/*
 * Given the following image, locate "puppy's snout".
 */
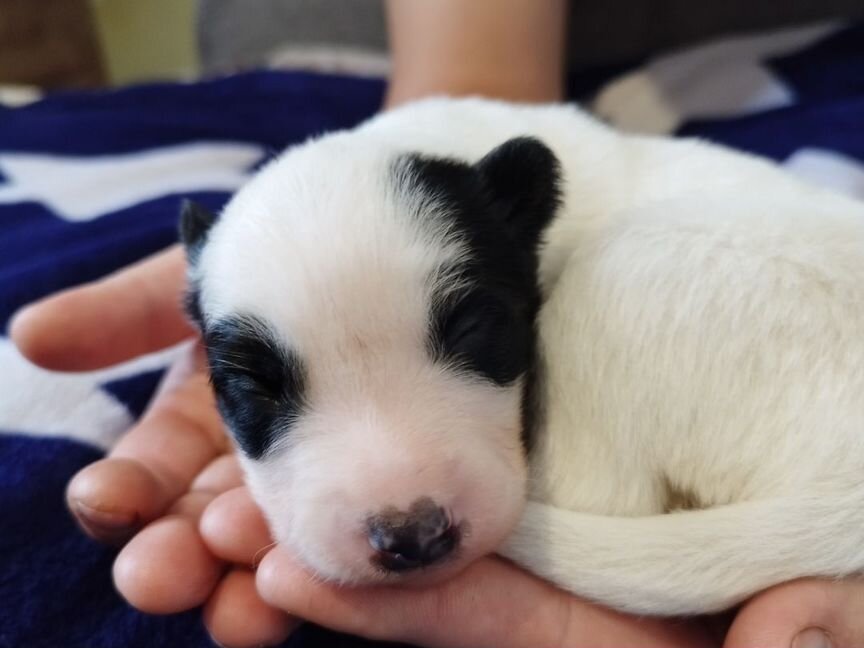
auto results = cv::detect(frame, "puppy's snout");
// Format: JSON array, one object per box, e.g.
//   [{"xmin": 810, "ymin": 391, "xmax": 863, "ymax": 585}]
[{"xmin": 367, "ymin": 497, "xmax": 460, "ymax": 571}]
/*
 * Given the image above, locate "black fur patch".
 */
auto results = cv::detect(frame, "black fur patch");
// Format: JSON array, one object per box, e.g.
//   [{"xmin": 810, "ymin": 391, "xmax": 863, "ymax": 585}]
[
  {"xmin": 183, "ymin": 284, "xmax": 204, "ymax": 328},
  {"xmin": 433, "ymin": 289, "xmax": 533, "ymax": 385},
  {"xmin": 400, "ymin": 137, "xmax": 561, "ymax": 448},
  {"xmin": 179, "ymin": 200, "xmax": 213, "ymax": 329},
  {"xmin": 179, "ymin": 200, "xmax": 218, "ymax": 265},
  {"xmin": 204, "ymin": 315, "xmax": 307, "ymax": 459}
]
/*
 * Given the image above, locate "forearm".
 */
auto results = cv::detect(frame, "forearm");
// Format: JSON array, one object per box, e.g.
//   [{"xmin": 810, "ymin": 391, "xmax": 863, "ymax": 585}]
[{"xmin": 384, "ymin": 0, "xmax": 567, "ymax": 108}]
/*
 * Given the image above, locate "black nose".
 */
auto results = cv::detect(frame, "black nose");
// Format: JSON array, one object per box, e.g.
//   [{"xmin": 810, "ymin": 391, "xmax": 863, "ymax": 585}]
[{"xmin": 367, "ymin": 498, "xmax": 460, "ymax": 572}]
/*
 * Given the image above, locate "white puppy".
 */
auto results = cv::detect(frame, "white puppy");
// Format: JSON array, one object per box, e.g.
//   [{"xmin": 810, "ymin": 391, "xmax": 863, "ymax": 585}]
[{"xmin": 180, "ymin": 98, "xmax": 864, "ymax": 616}]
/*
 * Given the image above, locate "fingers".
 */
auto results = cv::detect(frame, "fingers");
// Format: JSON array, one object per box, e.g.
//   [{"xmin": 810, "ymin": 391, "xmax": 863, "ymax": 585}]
[
  {"xmin": 112, "ymin": 344, "xmax": 228, "ymax": 481},
  {"xmin": 200, "ymin": 487, "xmax": 273, "ymax": 566},
  {"xmin": 96, "ymin": 364, "xmax": 244, "ymax": 618},
  {"xmin": 203, "ymin": 569, "xmax": 299, "ymax": 648},
  {"xmin": 202, "ymin": 488, "xmax": 386, "ymax": 640},
  {"xmin": 199, "ymin": 486, "xmax": 296, "ymax": 647},
  {"xmin": 67, "ymin": 347, "xmax": 229, "ymax": 543},
  {"xmin": 67, "ymin": 458, "xmax": 169, "ymax": 545},
  {"xmin": 10, "ymin": 246, "xmax": 192, "ymax": 371},
  {"xmin": 256, "ymin": 547, "xmax": 425, "ymax": 643},
  {"xmin": 726, "ymin": 579, "xmax": 864, "ymax": 648},
  {"xmin": 113, "ymin": 491, "xmax": 224, "ymax": 614},
  {"xmin": 256, "ymin": 549, "xmax": 714, "ymax": 648},
  {"xmin": 191, "ymin": 453, "xmax": 244, "ymax": 494}
]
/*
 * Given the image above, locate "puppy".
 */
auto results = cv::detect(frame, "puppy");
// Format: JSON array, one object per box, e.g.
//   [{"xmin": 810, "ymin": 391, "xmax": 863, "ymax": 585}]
[{"xmin": 180, "ymin": 98, "xmax": 864, "ymax": 616}]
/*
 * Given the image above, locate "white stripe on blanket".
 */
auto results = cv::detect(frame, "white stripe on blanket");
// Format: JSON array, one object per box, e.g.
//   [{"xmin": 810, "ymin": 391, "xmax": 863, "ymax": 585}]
[
  {"xmin": 0, "ymin": 142, "xmax": 263, "ymax": 221},
  {"xmin": 784, "ymin": 149, "xmax": 864, "ymax": 201},
  {"xmin": 0, "ymin": 338, "xmax": 189, "ymax": 450},
  {"xmin": 592, "ymin": 22, "xmax": 840, "ymax": 135}
]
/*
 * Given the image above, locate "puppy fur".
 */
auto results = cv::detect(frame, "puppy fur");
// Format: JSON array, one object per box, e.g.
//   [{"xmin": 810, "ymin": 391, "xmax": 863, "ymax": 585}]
[{"xmin": 182, "ymin": 98, "xmax": 864, "ymax": 615}]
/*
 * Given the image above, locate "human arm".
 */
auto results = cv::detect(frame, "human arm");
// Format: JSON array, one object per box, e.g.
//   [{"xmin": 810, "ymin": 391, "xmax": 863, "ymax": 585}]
[{"xmin": 384, "ymin": 0, "xmax": 566, "ymax": 108}]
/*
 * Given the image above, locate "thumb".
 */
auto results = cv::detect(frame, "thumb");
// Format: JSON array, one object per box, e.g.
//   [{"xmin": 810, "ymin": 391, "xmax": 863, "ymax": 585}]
[{"xmin": 725, "ymin": 579, "xmax": 864, "ymax": 648}]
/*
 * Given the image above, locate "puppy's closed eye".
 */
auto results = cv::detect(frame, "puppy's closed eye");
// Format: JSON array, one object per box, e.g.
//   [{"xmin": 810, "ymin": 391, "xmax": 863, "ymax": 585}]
[
  {"xmin": 204, "ymin": 315, "xmax": 307, "ymax": 458},
  {"xmin": 221, "ymin": 365, "xmax": 285, "ymax": 403},
  {"xmin": 434, "ymin": 293, "xmax": 530, "ymax": 386},
  {"xmin": 208, "ymin": 326, "xmax": 285, "ymax": 393}
]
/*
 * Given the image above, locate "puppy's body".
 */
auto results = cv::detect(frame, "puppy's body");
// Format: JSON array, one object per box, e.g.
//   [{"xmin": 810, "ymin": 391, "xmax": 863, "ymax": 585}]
[{"xmin": 184, "ymin": 98, "xmax": 864, "ymax": 615}]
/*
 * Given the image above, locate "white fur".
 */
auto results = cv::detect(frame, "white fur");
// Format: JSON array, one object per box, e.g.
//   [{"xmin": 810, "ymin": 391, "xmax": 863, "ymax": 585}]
[
  {"xmin": 506, "ymin": 191, "xmax": 864, "ymax": 614},
  {"xmin": 200, "ymin": 97, "xmax": 864, "ymax": 613}
]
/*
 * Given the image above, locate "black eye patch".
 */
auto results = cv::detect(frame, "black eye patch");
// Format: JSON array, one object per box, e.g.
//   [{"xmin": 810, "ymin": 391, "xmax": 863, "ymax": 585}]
[
  {"xmin": 431, "ymin": 291, "xmax": 531, "ymax": 386},
  {"xmin": 204, "ymin": 315, "xmax": 306, "ymax": 460}
]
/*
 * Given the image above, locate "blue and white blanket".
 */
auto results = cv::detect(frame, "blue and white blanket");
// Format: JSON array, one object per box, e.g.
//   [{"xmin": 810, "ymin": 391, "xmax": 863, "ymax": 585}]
[{"xmin": 1, "ymin": 22, "xmax": 862, "ymax": 648}]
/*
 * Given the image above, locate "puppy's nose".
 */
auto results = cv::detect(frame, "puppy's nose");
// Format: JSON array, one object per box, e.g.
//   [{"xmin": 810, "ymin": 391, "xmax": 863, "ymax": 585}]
[{"xmin": 367, "ymin": 497, "xmax": 460, "ymax": 571}]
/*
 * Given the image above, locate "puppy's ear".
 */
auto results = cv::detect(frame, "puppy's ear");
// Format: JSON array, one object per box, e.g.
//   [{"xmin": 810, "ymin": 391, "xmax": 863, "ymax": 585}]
[
  {"xmin": 475, "ymin": 137, "xmax": 561, "ymax": 245},
  {"xmin": 179, "ymin": 200, "xmax": 217, "ymax": 330},
  {"xmin": 183, "ymin": 284, "xmax": 205, "ymax": 330},
  {"xmin": 179, "ymin": 199, "xmax": 218, "ymax": 264}
]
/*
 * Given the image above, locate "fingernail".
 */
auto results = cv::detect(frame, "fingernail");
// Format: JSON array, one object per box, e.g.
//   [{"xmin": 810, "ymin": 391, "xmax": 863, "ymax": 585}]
[
  {"xmin": 792, "ymin": 628, "xmax": 833, "ymax": 648},
  {"xmin": 74, "ymin": 500, "xmax": 138, "ymax": 541},
  {"xmin": 75, "ymin": 500, "xmax": 136, "ymax": 528}
]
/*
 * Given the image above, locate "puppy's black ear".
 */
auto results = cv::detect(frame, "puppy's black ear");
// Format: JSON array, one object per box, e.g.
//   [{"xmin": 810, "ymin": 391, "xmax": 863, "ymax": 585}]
[
  {"xmin": 475, "ymin": 137, "xmax": 561, "ymax": 244},
  {"xmin": 179, "ymin": 200, "xmax": 218, "ymax": 264},
  {"xmin": 179, "ymin": 200, "xmax": 217, "ymax": 330}
]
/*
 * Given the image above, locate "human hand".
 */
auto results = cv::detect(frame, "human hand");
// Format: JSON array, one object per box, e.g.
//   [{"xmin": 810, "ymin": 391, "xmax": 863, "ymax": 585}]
[
  {"xmin": 725, "ymin": 579, "xmax": 864, "ymax": 648},
  {"xmin": 10, "ymin": 246, "xmax": 296, "ymax": 646}
]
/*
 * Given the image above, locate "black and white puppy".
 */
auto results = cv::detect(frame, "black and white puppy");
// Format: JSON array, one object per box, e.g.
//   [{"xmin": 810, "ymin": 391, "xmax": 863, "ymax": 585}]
[{"xmin": 181, "ymin": 98, "xmax": 864, "ymax": 616}]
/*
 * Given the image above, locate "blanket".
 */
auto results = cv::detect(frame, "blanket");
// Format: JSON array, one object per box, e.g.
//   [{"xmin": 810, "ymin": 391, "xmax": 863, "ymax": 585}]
[{"xmin": 1, "ymin": 22, "xmax": 862, "ymax": 648}]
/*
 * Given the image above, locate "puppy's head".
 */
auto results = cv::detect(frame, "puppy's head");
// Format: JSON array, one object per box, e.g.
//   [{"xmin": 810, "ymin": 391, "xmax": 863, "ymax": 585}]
[{"xmin": 181, "ymin": 133, "xmax": 560, "ymax": 584}]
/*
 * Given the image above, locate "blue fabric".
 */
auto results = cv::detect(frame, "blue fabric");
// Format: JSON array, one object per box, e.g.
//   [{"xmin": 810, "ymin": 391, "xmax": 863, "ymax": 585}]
[
  {"xmin": 102, "ymin": 370, "xmax": 167, "ymax": 420},
  {"xmin": 1, "ymin": 23, "xmax": 863, "ymax": 648},
  {"xmin": 0, "ymin": 435, "xmax": 209, "ymax": 648},
  {"xmin": 0, "ymin": 70, "xmax": 385, "ymax": 155}
]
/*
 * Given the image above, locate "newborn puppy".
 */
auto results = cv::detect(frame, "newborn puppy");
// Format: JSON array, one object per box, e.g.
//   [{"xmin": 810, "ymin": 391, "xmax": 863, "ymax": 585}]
[{"xmin": 181, "ymin": 98, "xmax": 864, "ymax": 615}]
